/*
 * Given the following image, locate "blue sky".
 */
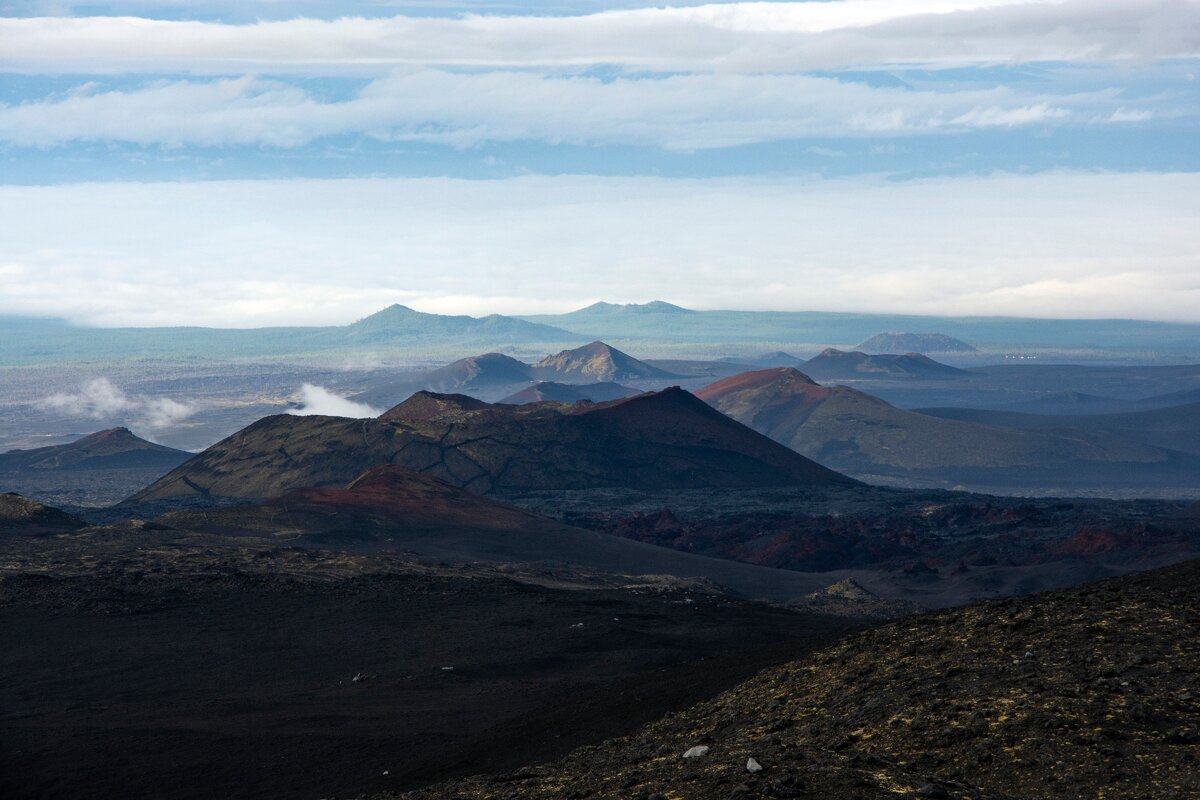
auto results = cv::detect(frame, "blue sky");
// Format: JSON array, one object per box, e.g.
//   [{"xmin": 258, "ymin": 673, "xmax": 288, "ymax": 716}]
[{"xmin": 1, "ymin": 0, "xmax": 1198, "ymax": 325}]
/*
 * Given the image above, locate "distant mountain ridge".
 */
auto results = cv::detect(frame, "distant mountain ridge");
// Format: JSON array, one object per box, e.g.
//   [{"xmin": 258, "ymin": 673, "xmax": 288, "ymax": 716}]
[
  {"xmin": 521, "ymin": 302, "xmax": 1200, "ymax": 356},
  {"xmin": 697, "ymin": 367, "xmax": 1199, "ymax": 491},
  {"xmin": 917, "ymin": 401, "xmax": 1200, "ymax": 457},
  {"xmin": 0, "ymin": 305, "xmax": 582, "ymax": 365},
  {"xmin": 360, "ymin": 342, "xmax": 676, "ymax": 405},
  {"xmin": 556, "ymin": 300, "xmax": 693, "ymax": 317},
  {"xmin": 802, "ymin": 348, "xmax": 966, "ymax": 379},
  {"xmin": 344, "ymin": 304, "xmax": 574, "ymax": 343},
  {"xmin": 7, "ymin": 303, "xmax": 1200, "ymax": 366},
  {"xmin": 417, "ymin": 341, "xmax": 675, "ymax": 390}
]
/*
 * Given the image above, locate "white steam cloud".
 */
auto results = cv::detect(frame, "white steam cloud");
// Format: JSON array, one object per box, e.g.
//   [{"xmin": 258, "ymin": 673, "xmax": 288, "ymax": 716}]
[
  {"xmin": 287, "ymin": 383, "xmax": 381, "ymax": 418},
  {"xmin": 40, "ymin": 377, "xmax": 197, "ymax": 429}
]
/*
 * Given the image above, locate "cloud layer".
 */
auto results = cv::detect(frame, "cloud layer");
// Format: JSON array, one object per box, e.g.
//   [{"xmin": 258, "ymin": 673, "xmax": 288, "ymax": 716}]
[
  {"xmin": 2, "ymin": 172, "xmax": 1197, "ymax": 325},
  {"xmin": 3, "ymin": 1, "xmax": 1197, "ymax": 74},
  {"xmin": 1, "ymin": 70, "xmax": 1150, "ymax": 150}
]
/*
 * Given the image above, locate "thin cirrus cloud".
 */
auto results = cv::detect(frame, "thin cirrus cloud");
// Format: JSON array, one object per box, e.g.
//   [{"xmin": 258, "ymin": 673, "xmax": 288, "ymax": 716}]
[
  {"xmin": 1, "ymin": 1, "xmax": 1197, "ymax": 74},
  {"xmin": 0, "ymin": 71, "xmax": 1149, "ymax": 150}
]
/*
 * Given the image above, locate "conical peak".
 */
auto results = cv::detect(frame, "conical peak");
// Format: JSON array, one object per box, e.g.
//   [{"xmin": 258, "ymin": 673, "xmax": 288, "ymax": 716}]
[
  {"xmin": 380, "ymin": 391, "xmax": 492, "ymax": 423},
  {"xmin": 695, "ymin": 368, "xmax": 821, "ymax": 401}
]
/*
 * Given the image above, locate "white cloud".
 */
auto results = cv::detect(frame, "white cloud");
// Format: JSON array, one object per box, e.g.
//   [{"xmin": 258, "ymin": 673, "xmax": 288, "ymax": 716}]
[
  {"xmin": 0, "ymin": 0, "xmax": 1045, "ymax": 28},
  {"xmin": 807, "ymin": 146, "xmax": 848, "ymax": 157},
  {"xmin": 1, "ymin": 171, "xmax": 1198, "ymax": 324},
  {"xmin": 287, "ymin": 384, "xmax": 382, "ymax": 417},
  {"xmin": 42, "ymin": 377, "xmax": 135, "ymax": 417},
  {"xmin": 0, "ymin": 70, "xmax": 1149, "ymax": 149},
  {"xmin": 666, "ymin": 0, "xmax": 1043, "ymax": 33},
  {"xmin": 141, "ymin": 396, "xmax": 196, "ymax": 428},
  {"xmin": 947, "ymin": 103, "xmax": 1070, "ymax": 128},
  {"xmin": 40, "ymin": 377, "xmax": 197, "ymax": 428},
  {"xmin": 1108, "ymin": 108, "xmax": 1153, "ymax": 122},
  {"xmin": 1, "ymin": 0, "xmax": 1196, "ymax": 75}
]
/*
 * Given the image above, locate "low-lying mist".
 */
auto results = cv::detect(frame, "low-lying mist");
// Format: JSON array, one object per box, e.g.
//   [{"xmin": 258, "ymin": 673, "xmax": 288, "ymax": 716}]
[{"xmin": 287, "ymin": 384, "xmax": 381, "ymax": 418}]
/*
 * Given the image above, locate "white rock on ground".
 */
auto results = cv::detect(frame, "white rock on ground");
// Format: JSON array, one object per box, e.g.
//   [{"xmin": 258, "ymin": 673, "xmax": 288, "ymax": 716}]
[{"xmin": 682, "ymin": 746, "xmax": 710, "ymax": 759}]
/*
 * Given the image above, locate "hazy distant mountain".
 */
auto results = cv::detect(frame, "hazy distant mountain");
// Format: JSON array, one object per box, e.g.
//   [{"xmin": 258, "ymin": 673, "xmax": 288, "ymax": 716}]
[
  {"xmin": 757, "ymin": 351, "xmax": 807, "ymax": 366},
  {"xmin": 548, "ymin": 300, "xmax": 694, "ymax": 319},
  {"xmin": 533, "ymin": 341, "xmax": 678, "ymax": 382},
  {"xmin": 0, "ymin": 428, "xmax": 189, "ymax": 472},
  {"xmin": 916, "ymin": 401, "xmax": 1200, "ymax": 457},
  {"xmin": 7, "ymin": 304, "xmax": 1200, "ymax": 367},
  {"xmin": 128, "ymin": 387, "xmax": 853, "ymax": 503},
  {"xmin": 521, "ymin": 303, "xmax": 1200, "ymax": 357},
  {"xmin": 857, "ymin": 332, "xmax": 976, "ymax": 354},
  {"xmin": 1139, "ymin": 387, "xmax": 1200, "ymax": 408},
  {"xmin": 696, "ymin": 368, "xmax": 1196, "ymax": 490},
  {"xmin": 802, "ymin": 348, "xmax": 966, "ymax": 380},
  {"xmin": 499, "ymin": 382, "xmax": 640, "ymax": 404},
  {"xmin": 0, "ymin": 306, "xmax": 581, "ymax": 365},
  {"xmin": 719, "ymin": 351, "xmax": 807, "ymax": 367},
  {"xmin": 1012, "ymin": 390, "xmax": 1122, "ymax": 409},
  {"xmin": 945, "ymin": 364, "xmax": 1200, "ymax": 415},
  {"xmin": 421, "ymin": 352, "xmax": 534, "ymax": 393},
  {"xmin": 340, "ymin": 304, "xmax": 576, "ymax": 344}
]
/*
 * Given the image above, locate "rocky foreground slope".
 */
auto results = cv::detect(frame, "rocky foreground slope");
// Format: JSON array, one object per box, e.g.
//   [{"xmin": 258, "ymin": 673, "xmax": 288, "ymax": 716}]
[{"xmin": 387, "ymin": 559, "xmax": 1200, "ymax": 800}]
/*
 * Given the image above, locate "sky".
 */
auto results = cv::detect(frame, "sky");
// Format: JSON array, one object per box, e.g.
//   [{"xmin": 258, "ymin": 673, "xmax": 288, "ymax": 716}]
[{"xmin": 1, "ymin": 0, "xmax": 1198, "ymax": 326}]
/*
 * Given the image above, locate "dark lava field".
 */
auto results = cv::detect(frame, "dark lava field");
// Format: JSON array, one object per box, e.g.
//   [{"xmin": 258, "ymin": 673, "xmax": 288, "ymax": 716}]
[
  {"xmin": 3, "ymin": 348, "xmax": 1200, "ymax": 800},
  {"xmin": 0, "ymin": 550, "xmax": 852, "ymax": 800}
]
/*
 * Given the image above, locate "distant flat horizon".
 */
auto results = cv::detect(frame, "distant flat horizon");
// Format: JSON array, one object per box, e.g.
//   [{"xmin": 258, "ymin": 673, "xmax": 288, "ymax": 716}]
[{"xmin": 6, "ymin": 300, "xmax": 1200, "ymax": 330}]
